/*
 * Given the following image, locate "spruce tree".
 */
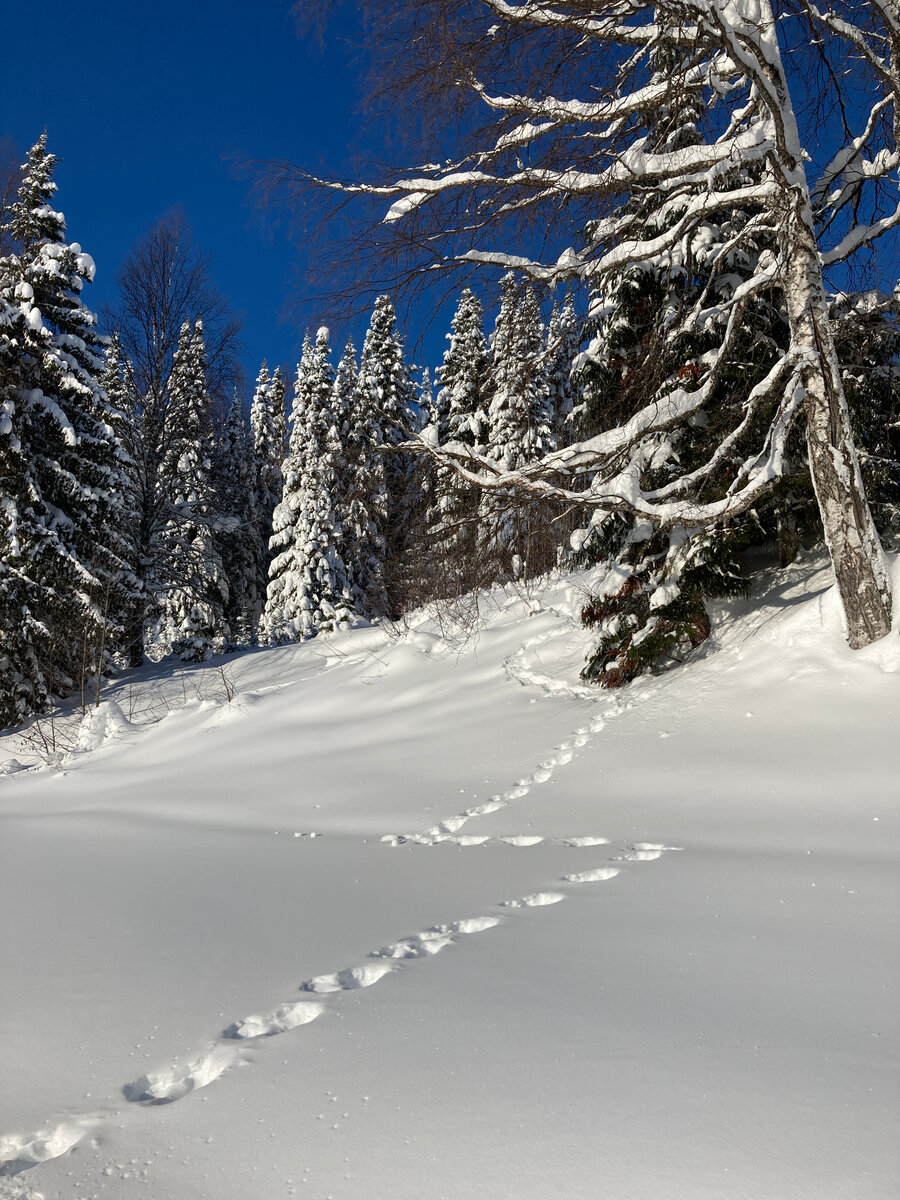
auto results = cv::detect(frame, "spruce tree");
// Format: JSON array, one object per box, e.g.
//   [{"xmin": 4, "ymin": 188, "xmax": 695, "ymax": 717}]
[
  {"xmin": 98, "ymin": 334, "xmax": 143, "ymax": 663},
  {"xmin": 426, "ymin": 287, "xmax": 492, "ymax": 594},
  {"xmin": 249, "ymin": 362, "xmax": 286, "ymax": 540},
  {"xmin": 260, "ymin": 327, "xmax": 354, "ymax": 642},
  {"xmin": 545, "ymin": 293, "xmax": 580, "ymax": 450},
  {"xmin": 0, "ymin": 136, "xmax": 135, "ymax": 720},
  {"xmin": 833, "ymin": 292, "xmax": 900, "ymax": 547},
  {"xmin": 330, "ymin": 337, "xmax": 384, "ymax": 614},
  {"xmin": 442, "ymin": 288, "xmax": 491, "ymax": 452},
  {"xmin": 0, "ymin": 254, "xmax": 45, "ymax": 725},
  {"xmin": 155, "ymin": 320, "xmax": 228, "ymax": 660},
  {"xmin": 570, "ymin": 46, "xmax": 787, "ymax": 686},
  {"xmin": 481, "ymin": 274, "xmax": 553, "ymax": 578},
  {"xmin": 217, "ymin": 391, "xmax": 263, "ymax": 644},
  {"xmin": 248, "ymin": 362, "xmax": 287, "ymax": 618},
  {"xmin": 356, "ymin": 296, "xmax": 417, "ymax": 615}
]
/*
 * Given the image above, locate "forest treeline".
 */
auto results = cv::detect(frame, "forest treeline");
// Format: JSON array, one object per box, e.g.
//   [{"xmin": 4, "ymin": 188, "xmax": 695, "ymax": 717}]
[{"xmin": 1, "ymin": 127, "xmax": 898, "ymax": 729}]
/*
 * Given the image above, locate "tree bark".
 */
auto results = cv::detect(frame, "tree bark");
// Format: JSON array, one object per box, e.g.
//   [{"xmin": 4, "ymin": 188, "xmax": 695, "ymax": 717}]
[{"xmin": 781, "ymin": 201, "xmax": 893, "ymax": 648}]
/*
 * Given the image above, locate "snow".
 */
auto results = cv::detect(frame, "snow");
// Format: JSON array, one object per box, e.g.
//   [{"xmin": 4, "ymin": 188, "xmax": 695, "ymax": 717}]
[{"xmin": 1, "ymin": 555, "xmax": 898, "ymax": 1199}]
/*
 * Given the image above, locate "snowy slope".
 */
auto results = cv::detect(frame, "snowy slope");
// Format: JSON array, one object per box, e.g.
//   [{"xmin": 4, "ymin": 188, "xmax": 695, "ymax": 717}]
[{"xmin": 1, "ymin": 556, "xmax": 898, "ymax": 1200}]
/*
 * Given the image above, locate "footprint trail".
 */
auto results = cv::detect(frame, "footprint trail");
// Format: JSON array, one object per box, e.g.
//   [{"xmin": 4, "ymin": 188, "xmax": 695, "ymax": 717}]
[
  {"xmin": 123, "ymin": 1043, "xmax": 241, "ymax": 1105},
  {"xmin": 301, "ymin": 962, "xmax": 396, "ymax": 993},
  {"xmin": 563, "ymin": 867, "xmax": 620, "ymax": 883},
  {"xmin": 381, "ymin": 680, "xmax": 625, "ymax": 847},
  {"xmin": 0, "ymin": 1120, "xmax": 99, "ymax": 1178},
  {"xmin": 0, "ymin": 840, "xmax": 676, "ymax": 1183},
  {"xmin": 224, "ymin": 1000, "xmax": 324, "ymax": 1040}
]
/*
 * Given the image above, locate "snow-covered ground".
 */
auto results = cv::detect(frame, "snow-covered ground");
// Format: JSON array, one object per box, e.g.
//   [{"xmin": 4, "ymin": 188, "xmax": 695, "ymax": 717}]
[{"xmin": 1, "ymin": 556, "xmax": 898, "ymax": 1200}]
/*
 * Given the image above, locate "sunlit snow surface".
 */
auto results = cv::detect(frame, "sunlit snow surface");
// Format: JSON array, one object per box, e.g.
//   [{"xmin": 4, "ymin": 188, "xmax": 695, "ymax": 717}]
[{"xmin": 1, "ymin": 557, "xmax": 898, "ymax": 1200}]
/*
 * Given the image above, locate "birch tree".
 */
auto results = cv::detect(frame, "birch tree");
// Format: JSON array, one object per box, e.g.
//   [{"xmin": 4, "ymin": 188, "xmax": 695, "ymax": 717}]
[{"xmin": 294, "ymin": 0, "xmax": 899, "ymax": 649}]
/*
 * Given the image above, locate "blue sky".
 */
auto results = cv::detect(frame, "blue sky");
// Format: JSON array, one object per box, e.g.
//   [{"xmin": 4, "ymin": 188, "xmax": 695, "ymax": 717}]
[
  {"xmin": 1, "ymin": 0, "xmax": 445, "ymax": 385},
  {"xmin": 4, "ymin": 1, "xmax": 895, "ymax": 393}
]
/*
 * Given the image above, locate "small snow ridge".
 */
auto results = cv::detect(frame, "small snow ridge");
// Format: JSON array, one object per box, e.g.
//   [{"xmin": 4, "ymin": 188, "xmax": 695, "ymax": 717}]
[
  {"xmin": 372, "ymin": 915, "xmax": 501, "ymax": 959},
  {"xmin": 563, "ymin": 867, "xmax": 620, "ymax": 883},
  {"xmin": 500, "ymin": 892, "xmax": 567, "ymax": 908},
  {"xmin": 0, "ymin": 1120, "xmax": 94, "ymax": 1177},
  {"xmin": 73, "ymin": 701, "xmax": 133, "ymax": 754},
  {"xmin": 225, "ymin": 1000, "xmax": 324, "ymax": 1040},
  {"xmin": 123, "ymin": 1044, "xmax": 238, "ymax": 1104},
  {"xmin": 465, "ymin": 800, "xmax": 507, "ymax": 816},
  {"xmin": 499, "ymin": 835, "xmax": 544, "ymax": 847},
  {"xmin": 430, "ymin": 916, "xmax": 500, "ymax": 935},
  {"xmin": 301, "ymin": 962, "xmax": 395, "ymax": 993},
  {"xmin": 563, "ymin": 836, "xmax": 610, "ymax": 847},
  {"xmin": 504, "ymin": 624, "xmax": 600, "ymax": 699},
  {"xmin": 427, "ymin": 815, "xmax": 468, "ymax": 835},
  {"xmin": 371, "ymin": 934, "xmax": 454, "ymax": 959},
  {"xmin": 614, "ymin": 843, "xmax": 681, "ymax": 862}
]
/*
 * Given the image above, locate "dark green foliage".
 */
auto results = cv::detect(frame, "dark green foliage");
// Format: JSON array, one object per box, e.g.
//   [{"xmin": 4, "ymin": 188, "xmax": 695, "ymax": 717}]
[
  {"xmin": 580, "ymin": 525, "xmax": 751, "ymax": 687},
  {"xmin": 0, "ymin": 137, "xmax": 137, "ymax": 723},
  {"xmin": 832, "ymin": 292, "xmax": 900, "ymax": 544}
]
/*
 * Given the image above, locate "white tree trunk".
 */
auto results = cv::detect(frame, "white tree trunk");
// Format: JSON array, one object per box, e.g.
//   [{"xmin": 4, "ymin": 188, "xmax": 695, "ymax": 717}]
[{"xmin": 781, "ymin": 203, "xmax": 893, "ymax": 647}]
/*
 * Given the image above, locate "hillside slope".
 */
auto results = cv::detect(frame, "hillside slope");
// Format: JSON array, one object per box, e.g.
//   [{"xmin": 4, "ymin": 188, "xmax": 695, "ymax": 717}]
[{"xmin": 1, "ymin": 556, "xmax": 898, "ymax": 1200}]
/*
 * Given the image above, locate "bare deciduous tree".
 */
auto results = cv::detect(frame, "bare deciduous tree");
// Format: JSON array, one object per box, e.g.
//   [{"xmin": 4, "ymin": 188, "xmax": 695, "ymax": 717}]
[
  {"xmin": 105, "ymin": 210, "xmax": 243, "ymax": 663},
  {"xmin": 280, "ymin": 0, "xmax": 898, "ymax": 649},
  {"xmin": 107, "ymin": 208, "xmax": 242, "ymax": 415}
]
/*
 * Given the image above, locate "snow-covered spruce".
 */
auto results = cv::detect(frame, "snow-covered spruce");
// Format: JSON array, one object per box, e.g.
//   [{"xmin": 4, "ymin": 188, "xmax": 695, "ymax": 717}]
[
  {"xmin": 217, "ymin": 391, "xmax": 265, "ymax": 644},
  {"xmin": 354, "ymin": 296, "xmax": 418, "ymax": 616},
  {"xmin": 480, "ymin": 273, "xmax": 555, "ymax": 580},
  {"xmin": 545, "ymin": 292, "xmax": 580, "ymax": 450},
  {"xmin": 329, "ymin": 336, "xmax": 385, "ymax": 618},
  {"xmin": 260, "ymin": 327, "xmax": 355, "ymax": 642},
  {"xmin": 0, "ymin": 136, "xmax": 136, "ymax": 725},
  {"xmin": 249, "ymin": 361, "xmax": 287, "ymax": 595},
  {"xmin": 153, "ymin": 320, "xmax": 229, "ymax": 661},
  {"xmin": 423, "ymin": 287, "xmax": 491, "ymax": 592},
  {"xmin": 303, "ymin": 0, "xmax": 898, "ymax": 651}
]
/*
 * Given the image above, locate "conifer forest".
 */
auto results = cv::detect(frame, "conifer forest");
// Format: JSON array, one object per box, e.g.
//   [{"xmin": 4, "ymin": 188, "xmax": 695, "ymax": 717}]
[{"xmin": 1, "ymin": 4, "xmax": 898, "ymax": 1199}]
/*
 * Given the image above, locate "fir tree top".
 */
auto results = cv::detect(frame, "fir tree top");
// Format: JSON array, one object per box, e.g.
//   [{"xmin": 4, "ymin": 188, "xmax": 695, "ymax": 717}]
[
  {"xmin": 4, "ymin": 135, "xmax": 66, "ymax": 253},
  {"xmin": 358, "ymin": 295, "xmax": 416, "ymax": 446}
]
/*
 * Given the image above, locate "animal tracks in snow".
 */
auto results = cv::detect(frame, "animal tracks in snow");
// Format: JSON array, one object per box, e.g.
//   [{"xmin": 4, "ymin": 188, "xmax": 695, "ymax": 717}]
[
  {"xmin": 615, "ymin": 843, "xmax": 681, "ymax": 862},
  {"xmin": 563, "ymin": 867, "xmax": 620, "ymax": 884},
  {"xmin": 380, "ymin": 696, "xmax": 623, "ymax": 848},
  {"xmin": 0, "ymin": 841, "xmax": 678, "ymax": 1182},
  {"xmin": 123, "ymin": 1043, "xmax": 241, "ymax": 1105},
  {"xmin": 0, "ymin": 1119, "xmax": 99, "ymax": 1178},
  {"xmin": 500, "ymin": 891, "xmax": 567, "ymax": 908},
  {"xmin": 371, "ymin": 915, "xmax": 501, "ymax": 960},
  {"xmin": 224, "ymin": 1000, "xmax": 324, "ymax": 1040},
  {"xmin": 301, "ymin": 962, "xmax": 396, "ymax": 993},
  {"xmin": 381, "ymin": 831, "xmax": 612, "ymax": 849},
  {"xmin": 504, "ymin": 621, "xmax": 601, "ymax": 701}
]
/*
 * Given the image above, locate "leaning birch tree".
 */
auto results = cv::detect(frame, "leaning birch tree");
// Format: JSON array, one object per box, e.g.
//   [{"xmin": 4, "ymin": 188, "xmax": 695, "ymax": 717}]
[{"xmin": 291, "ymin": 0, "xmax": 898, "ymax": 648}]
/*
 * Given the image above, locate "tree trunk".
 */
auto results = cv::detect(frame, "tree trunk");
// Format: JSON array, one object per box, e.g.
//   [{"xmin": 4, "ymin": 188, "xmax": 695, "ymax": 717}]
[{"xmin": 781, "ymin": 203, "xmax": 893, "ymax": 648}]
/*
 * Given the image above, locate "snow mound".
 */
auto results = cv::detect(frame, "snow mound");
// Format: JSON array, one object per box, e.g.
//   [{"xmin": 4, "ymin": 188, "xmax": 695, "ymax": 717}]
[
  {"xmin": 301, "ymin": 962, "xmax": 395, "ymax": 993},
  {"xmin": 73, "ymin": 702, "xmax": 133, "ymax": 754},
  {"xmin": 225, "ymin": 1001, "xmax": 324, "ymax": 1040},
  {"xmin": 372, "ymin": 934, "xmax": 455, "ymax": 959},
  {"xmin": 123, "ymin": 1044, "xmax": 239, "ymax": 1104},
  {"xmin": 0, "ymin": 1119, "xmax": 97, "ymax": 1177},
  {"xmin": 563, "ymin": 867, "xmax": 620, "ymax": 883},
  {"xmin": 500, "ymin": 892, "xmax": 567, "ymax": 908}
]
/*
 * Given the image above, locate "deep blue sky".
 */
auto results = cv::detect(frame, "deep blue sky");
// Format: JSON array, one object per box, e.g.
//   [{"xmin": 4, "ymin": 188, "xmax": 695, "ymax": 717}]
[
  {"xmin": 4, "ymin": 1, "xmax": 895, "ymax": 392},
  {"xmin": 1, "ymin": 0, "xmax": 448, "ymax": 387}
]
